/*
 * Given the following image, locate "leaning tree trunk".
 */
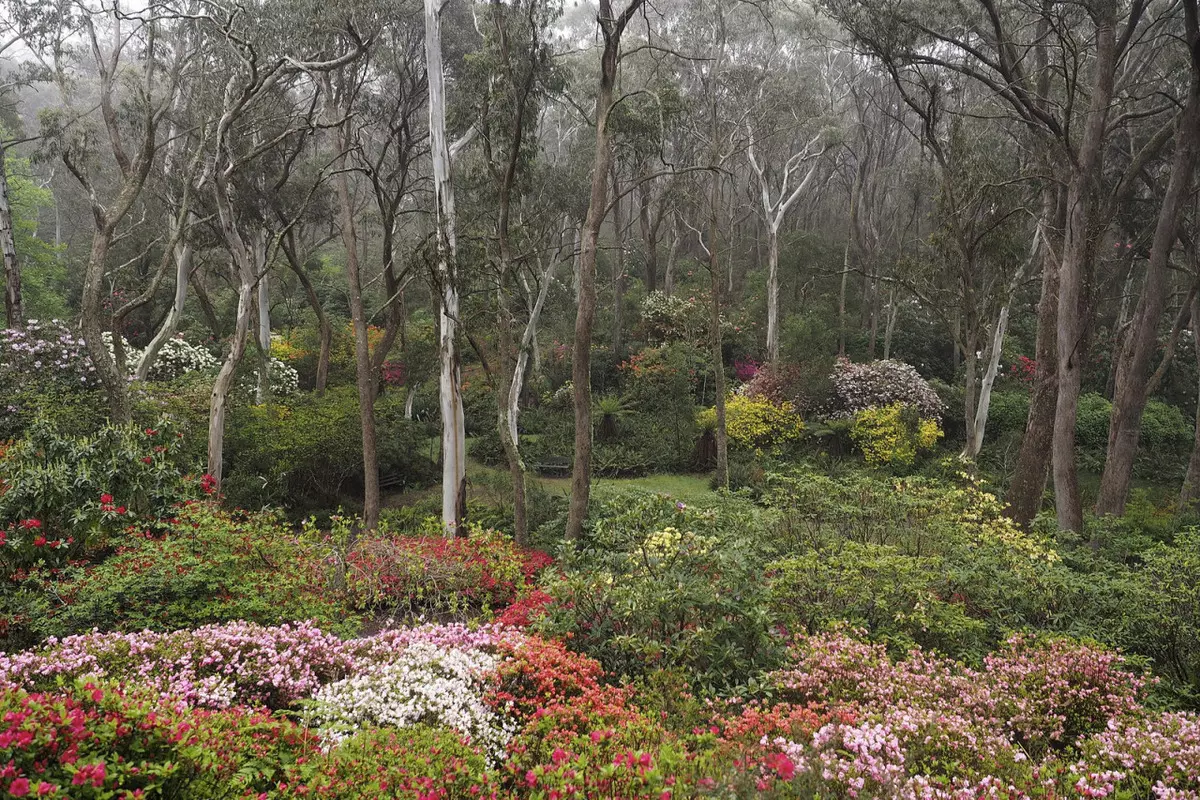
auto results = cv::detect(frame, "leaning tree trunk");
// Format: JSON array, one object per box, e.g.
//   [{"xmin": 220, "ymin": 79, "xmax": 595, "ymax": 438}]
[
  {"xmin": 80, "ymin": 228, "xmax": 131, "ymax": 423},
  {"xmin": 137, "ymin": 236, "xmax": 192, "ymax": 380},
  {"xmin": 207, "ymin": 279, "xmax": 254, "ymax": 484},
  {"xmin": 1, "ymin": 139, "xmax": 23, "ymax": 328},
  {"xmin": 1097, "ymin": 30, "xmax": 1200, "ymax": 516},
  {"xmin": 964, "ymin": 303, "xmax": 1009, "ymax": 460},
  {"xmin": 425, "ymin": 0, "xmax": 468, "ymax": 533}
]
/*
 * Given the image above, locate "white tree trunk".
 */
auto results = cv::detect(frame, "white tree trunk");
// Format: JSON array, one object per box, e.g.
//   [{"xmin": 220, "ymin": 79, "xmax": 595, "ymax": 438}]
[
  {"xmin": 765, "ymin": 223, "xmax": 781, "ymax": 362},
  {"xmin": 256, "ymin": 248, "xmax": 271, "ymax": 404},
  {"xmin": 963, "ymin": 303, "xmax": 1009, "ymax": 460},
  {"xmin": 425, "ymin": 0, "xmax": 467, "ymax": 533},
  {"xmin": 208, "ymin": 279, "xmax": 254, "ymax": 483},
  {"xmin": 509, "ymin": 257, "xmax": 557, "ymax": 445},
  {"xmin": 136, "ymin": 235, "xmax": 192, "ymax": 379}
]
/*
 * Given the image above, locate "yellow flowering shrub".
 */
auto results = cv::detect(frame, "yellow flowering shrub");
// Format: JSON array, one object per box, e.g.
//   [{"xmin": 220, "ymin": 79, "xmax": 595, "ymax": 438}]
[
  {"xmin": 850, "ymin": 403, "xmax": 942, "ymax": 469},
  {"xmin": 697, "ymin": 394, "xmax": 804, "ymax": 453}
]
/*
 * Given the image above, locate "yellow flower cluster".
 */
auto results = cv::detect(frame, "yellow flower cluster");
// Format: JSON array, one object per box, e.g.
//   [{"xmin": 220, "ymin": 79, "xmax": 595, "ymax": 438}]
[
  {"xmin": 641, "ymin": 526, "xmax": 714, "ymax": 560},
  {"xmin": 697, "ymin": 394, "xmax": 805, "ymax": 453},
  {"xmin": 850, "ymin": 403, "xmax": 942, "ymax": 469}
]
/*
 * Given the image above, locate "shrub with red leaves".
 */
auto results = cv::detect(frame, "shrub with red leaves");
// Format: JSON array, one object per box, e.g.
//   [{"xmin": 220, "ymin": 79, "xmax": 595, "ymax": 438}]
[{"xmin": 345, "ymin": 529, "xmax": 551, "ymax": 618}]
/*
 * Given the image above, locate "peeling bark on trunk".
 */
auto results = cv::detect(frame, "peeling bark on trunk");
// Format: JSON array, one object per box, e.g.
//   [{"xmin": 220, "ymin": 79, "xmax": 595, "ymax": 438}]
[{"xmin": 425, "ymin": 0, "xmax": 467, "ymax": 533}]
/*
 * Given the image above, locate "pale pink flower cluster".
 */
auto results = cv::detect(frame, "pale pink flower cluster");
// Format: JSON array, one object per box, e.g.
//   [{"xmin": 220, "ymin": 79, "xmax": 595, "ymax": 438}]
[
  {"xmin": 1078, "ymin": 712, "xmax": 1200, "ymax": 793},
  {"xmin": 0, "ymin": 620, "xmax": 528, "ymax": 711},
  {"xmin": 768, "ymin": 630, "xmax": 1197, "ymax": 798}
]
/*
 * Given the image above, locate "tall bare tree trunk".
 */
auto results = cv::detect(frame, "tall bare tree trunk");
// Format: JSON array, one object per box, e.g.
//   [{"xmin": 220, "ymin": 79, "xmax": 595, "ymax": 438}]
[
  {"xmin": 1097, "ymin": 9, "xmax": 1200, "ymax": 516},
  {"xmin": 255, "ymin": 264, "xmax": 271, "ymax": 404},
  {"xmin": 1008, "ymin": 191, "xmax": 1063, "ymax": 528},
  {"xmin": 567, "ymin": 0, "xmax": 645, "ymax": 540},
  {"xmin": 425, "ymin": 0, "xmax": 468, "ymax": 533},
  {"xmin": 332, "ymin": 121, "xmax": 382, "ymax": 531},
  {"xmin": 709, "ymin": 168, "xmax": 728, "ymax": 490},
  {"xmin": 611, "ymin": 165, "xmax": 626, "ymax": 358},
  {"xmin": 1, "ymin": 140, "xmax": 22, "ymax": 328},
  {"xmin": 1180, "ymin": 294, "xmax": 1200, "ymax": 510},
  {"xmin": 1052, "ymin": 16, "xmax": 1116, "ymax": 533}
]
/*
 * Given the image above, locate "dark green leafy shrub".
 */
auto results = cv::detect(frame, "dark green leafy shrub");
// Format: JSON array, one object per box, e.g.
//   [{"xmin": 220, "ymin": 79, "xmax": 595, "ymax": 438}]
[
  {"xmin": 0, "ymin": 417, "xmax": 198, "ymax": 576},
  {"xmin": 224, "ymin": 387, "xmax": 435, "ymax": 515},
  {"xmin": 768, "ymin": 542, "xmax": 989, "ymax": 659},
  {"xmin": 537, "ymin": 491, "xmax": 783, "ymax": 693},
  {"xmin": 2, "ymin": 503, "xmax": 355, "ymax": 646}
]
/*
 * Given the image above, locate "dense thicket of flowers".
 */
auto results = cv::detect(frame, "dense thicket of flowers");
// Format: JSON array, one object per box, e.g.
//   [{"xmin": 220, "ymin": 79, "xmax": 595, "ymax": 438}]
[{"xmin": 0, "ymin": 619, "xmax": 1197, "ymax": 798}]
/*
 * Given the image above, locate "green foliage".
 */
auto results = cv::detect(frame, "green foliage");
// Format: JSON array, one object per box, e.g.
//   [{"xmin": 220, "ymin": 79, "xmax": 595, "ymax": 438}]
[
  {"xmin": 224, "ymin": 387, "xmax": 436, "ymax": 515},
  {"xmin": 5, "ymin": 153, "xmax": 67, "ymax": 320},
  {"xmin": 768, "ymin": 542, "xmax": 989, "ymax": 659},
  {"xmin": 2, "ymin": 503, "xmax": 356, "ymax": 647},
  {"xmin": 537, "ymin": 490, "xmax": 783, "ymax": 693},
  {"xmin": 0, "ymin": 416, "xmax": 198, "ymax": 574}
]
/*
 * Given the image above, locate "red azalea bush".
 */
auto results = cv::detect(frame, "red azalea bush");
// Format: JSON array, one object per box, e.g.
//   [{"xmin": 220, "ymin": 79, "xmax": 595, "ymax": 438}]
[
  {"xmin": 485, "ymin": 637, "xmax": 606, "ymax": 720},
  {"xmin": 344, "ymin": 525, "xmax": 552, "ymax": 618},
  {"xmin": 0, "ymin": 679, "xmax": 310, "ymax": 799}
]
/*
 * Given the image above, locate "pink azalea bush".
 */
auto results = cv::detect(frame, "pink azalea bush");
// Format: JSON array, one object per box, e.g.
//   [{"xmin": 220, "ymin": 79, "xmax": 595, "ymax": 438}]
[{"xmin": 1, "ymin": 623, "xmax": 1197, "ymax": 798}]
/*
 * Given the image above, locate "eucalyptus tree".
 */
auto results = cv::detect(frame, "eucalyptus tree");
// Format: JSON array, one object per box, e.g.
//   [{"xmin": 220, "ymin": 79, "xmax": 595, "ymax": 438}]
[
  {"xmin": 424, "ymin": 0, "xmax": 478, "ymax": 533},
  {"xmin": 1098, "ymin": 0, "xmax": 1200, "ymax": 516},
  {"xmin": 185, "ymin": 0, "xmax": 362, "ymax": 485},
  {"xmin": 462, "ymin": 0, "xmax": 563, "ymax": 543},
  {"xmin": 566, "ymin": 0, "xmax": 650, "ymax": 540},
  {"xmin": 30, "ymin": 1, "xmax": 185, "ymax": 421},
  {"xmin": 824, "ymin": 0, "xmax": 1182, "ymax": 531},
  {"xmin": 742, "ymin": 13, "xmax": 841, "ymax": 363}
]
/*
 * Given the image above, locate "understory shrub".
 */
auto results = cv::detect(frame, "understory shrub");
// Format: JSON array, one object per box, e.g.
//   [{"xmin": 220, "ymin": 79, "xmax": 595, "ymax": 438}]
[
  {"xmin": 0, "ymin": 416, "xmax": 199, "ymax": 575},
  {"xmin": 537, "ymin": 491, "xmax": 783, "ymax": 692},
  {"xmin": 698, "ymin": 393, "xmax": 805, "ymax": 454},
  {"xmin": 0, "ymin": 321, "xmax": 104, "ymax": 439},
  {"xmin": 224, "ymin": 387, "xmax": 436, "ymax": 514},
  {"xmin": 0, "ymin": 503, "xmax": 353, "ymax": 647},
  {"xmin": 341, "ymin": 521, "xmax": 552, "ymax": 619}
]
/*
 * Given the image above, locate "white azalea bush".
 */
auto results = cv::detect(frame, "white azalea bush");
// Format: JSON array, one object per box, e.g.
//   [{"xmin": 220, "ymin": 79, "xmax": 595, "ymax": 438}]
[
  {"xmin": 101, "ymin": 331, "xmax": 298, "ymax": 395},
  {"xmin": 309, "ymin": 640, "xmax": 517, "ymax": 764}
]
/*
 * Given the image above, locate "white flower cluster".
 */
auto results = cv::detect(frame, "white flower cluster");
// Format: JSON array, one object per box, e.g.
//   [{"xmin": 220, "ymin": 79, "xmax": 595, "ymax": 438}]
[
  {"xmin": 145, "ymin": 337, "xmax": 220, "ymax": 380},
  {"xmin": 310, "ymin": 642, "xmax": 515, "ymax": 764},
  {"xmin": 102, "ymin": 332, "xmax": 218, "ymax": 380}
]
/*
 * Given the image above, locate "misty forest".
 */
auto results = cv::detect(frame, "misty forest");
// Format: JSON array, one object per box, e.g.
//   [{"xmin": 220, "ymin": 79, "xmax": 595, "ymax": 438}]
[{"xmin": 2, "ymin": 0, "xmax": 1200, "ymax": 796}]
